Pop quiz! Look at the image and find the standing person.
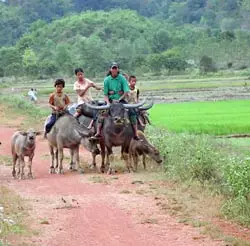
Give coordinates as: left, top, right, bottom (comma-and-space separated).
28, 88, 37, 102
73, 68, 102, 118
44, 79, 70, 138
93, 62, 141, 141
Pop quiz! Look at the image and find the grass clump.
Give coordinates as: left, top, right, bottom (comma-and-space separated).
0, 186, 29, 243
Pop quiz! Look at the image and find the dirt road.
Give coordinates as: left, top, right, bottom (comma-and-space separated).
0, 126, 233, 246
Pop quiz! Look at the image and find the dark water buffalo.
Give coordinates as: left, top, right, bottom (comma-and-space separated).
129, 131, 163, 171
84, 100, 153, 174
46, 114, 99, 174
11, 129, 41, 179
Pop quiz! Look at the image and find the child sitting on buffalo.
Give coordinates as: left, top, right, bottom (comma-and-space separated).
44, 79, 70, 138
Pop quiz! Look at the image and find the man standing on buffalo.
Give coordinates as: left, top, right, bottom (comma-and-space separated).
92, 62, 141, 141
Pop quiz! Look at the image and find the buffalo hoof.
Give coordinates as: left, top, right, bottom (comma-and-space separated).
50, 168, 56, 174
78, 168, 84, 174
12, 171, 16, 179
19, 174, 25, 180
57, 168, 64, 174
89, 164, 96, 170
100, 166, 105, 173
27, 173, 33, 179
107, 168, 113, 175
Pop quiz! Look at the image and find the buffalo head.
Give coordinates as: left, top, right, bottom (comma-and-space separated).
85, 99, 147, 126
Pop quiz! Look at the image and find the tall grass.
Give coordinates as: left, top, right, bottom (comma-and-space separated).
149, 100, 250, 135
146, 126, 250, 226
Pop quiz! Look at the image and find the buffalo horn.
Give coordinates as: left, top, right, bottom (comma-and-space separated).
138, 100, 154, 111
123, 98, 146, 109
85, 102, 111, 110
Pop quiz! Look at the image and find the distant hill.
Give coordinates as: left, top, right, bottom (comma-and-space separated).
1, 0, 250, 46
0, 3, 250, 77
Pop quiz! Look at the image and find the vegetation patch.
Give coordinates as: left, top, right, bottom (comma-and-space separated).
0, 186, 30, 245
146, 126, 250, 227
149, 100, 250, 135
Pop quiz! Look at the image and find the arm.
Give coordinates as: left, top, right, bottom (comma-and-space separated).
136, 89, 140, 103
87, 79, 102, 91
63, 95, 71, 110
119, 76, 130, 102
48, 94, 58, 111
103, 78, 110, 104
119, 91, 129, 102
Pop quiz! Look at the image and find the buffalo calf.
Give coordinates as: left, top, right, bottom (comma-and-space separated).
129, 131, 162, 171
11, 129, 40, 179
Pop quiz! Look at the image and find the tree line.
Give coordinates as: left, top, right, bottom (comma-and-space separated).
0, 1, 250, 77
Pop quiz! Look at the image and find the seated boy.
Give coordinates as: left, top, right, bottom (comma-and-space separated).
44, 79, 70, 138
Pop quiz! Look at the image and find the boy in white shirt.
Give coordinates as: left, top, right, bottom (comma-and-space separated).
73, 68, 102, 119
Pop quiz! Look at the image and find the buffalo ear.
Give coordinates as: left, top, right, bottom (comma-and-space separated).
19, 131, 27, 136
36, 131, 42, 136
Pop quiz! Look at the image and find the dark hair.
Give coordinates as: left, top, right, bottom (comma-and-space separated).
129, 75, 136, 81
54, 78, 65, 88
74, 68, 84, 75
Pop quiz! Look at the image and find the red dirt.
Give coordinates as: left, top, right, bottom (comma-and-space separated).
0, 126, 249, 246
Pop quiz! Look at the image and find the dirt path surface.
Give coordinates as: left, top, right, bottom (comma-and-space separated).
0, 126, 239, 246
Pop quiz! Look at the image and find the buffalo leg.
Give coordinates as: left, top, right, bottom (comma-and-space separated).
142, 154, 146, 170
75, 146, 82, 172
19, 156, 25, 180
69, 148, 74, 170
133, 154, 139, 171
57, 147, 64, 174
27, 154, 34, 179
106, 147, 114, 175
49, 145, 56, 174
100, 140, 106, 173
12, 154, 18, 178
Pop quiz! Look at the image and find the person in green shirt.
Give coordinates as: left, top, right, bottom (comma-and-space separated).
92, 62, 141, 140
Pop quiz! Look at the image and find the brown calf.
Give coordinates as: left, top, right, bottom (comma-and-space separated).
129, 131, 162, 171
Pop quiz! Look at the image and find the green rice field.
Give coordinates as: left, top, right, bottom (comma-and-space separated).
149, 100, 250, 135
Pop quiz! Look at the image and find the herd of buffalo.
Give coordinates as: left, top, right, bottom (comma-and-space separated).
10, 100, 163, 179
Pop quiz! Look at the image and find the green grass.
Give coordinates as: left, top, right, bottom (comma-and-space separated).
149, 100, 250, 135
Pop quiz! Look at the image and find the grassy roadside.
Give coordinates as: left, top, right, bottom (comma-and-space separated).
0, 186, 31, 246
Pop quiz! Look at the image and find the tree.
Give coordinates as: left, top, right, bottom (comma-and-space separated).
151, 28, 172, 53
199, 55, 217, 74
22, 48, 38, 76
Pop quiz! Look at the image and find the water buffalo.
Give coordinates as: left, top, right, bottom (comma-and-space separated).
11, 129, 41, 179
129, 131, 163, 171
85, 100, 153, 174
46, 114, 99, 174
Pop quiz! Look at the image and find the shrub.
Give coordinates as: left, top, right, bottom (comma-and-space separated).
199, 55, 217, 74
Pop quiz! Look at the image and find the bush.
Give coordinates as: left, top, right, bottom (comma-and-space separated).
199, 55, 217, 74
224, 160, 250, 198
146, 126, 223, 183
